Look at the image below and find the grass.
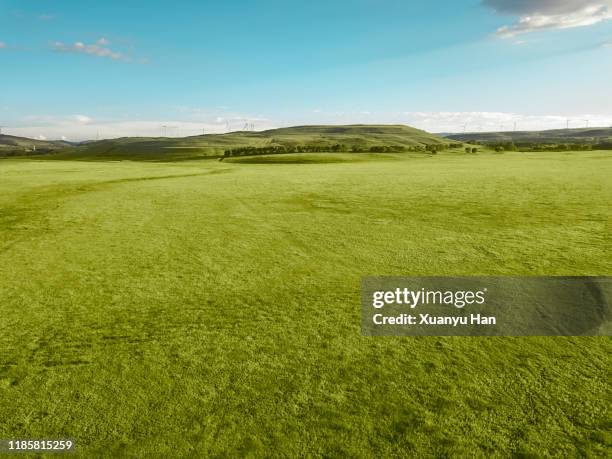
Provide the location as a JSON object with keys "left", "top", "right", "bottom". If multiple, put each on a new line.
{"left": 0, "top": 151, "right": 610, "bottom": 457}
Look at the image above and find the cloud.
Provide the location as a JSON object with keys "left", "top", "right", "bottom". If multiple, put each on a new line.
{"left": 484, "top": 0, "right": 612, "bottom": 37}
{"left": 75, "top": 115, "right": 94, "bottom": 125}
{"left": 6, "top": 111, "right": 612, "bottom": 141}
{"left": 0, "top": 42, "right": 6, "bottom": 49}
{"left": 52, "top": 38, "right": 129, "bottom": 61}
{"left": 7, "top": 114, "right": 276, "bottom": 141}
{"left": 484, "top": 0, "right": 606, "bottom": 15}
{"left": 38, "top": 14, "right": 55, "bottom": 21}
{"left": 401, "top": 111, "right": 612, "bottom": 132}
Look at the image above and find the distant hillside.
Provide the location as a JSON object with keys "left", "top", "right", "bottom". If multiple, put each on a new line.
{"left": 47, "top": 124, "right": 458, "bottom": 161}
{"left": 0, "top": 134, "right": 71, "bottom": 157}
{"left": 444, "top": 127, "right": 612, "bottom": 146}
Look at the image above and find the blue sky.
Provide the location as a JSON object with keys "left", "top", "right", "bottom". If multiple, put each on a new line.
{"left": 1, "top": 0, "right": 611, "bottom": 140}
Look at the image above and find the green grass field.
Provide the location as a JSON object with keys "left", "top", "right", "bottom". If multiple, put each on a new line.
{"left": 0, "top": 151, "right": 610, "bottom": 457}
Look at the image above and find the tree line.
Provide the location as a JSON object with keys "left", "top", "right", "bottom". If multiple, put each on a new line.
{"left": 488, "top": 142, "right": 597, "bottom": 152}
{"left": 223, "top": 143, "right": 460, "bottom": 157}
{"left": 470, "top": 140, "right": 612, "bottom": 152}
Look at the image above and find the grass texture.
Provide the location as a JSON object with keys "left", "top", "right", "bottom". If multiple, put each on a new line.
{"left": 0, "top": 151, "right": 610, "bottom": 457}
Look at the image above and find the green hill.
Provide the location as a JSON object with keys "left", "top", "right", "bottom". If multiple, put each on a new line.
{"left": 0, "top": 134, "right": 71, "bottom": 157}
{"left": 444, "top": 127, "right": 612, "bottom": 146}
{"left": 48, "top": 124, "right": 458, "bottom": 161}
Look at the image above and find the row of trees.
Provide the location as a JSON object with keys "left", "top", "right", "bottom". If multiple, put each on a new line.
{"left": 492, "top": 143, "right": 593, "bottom": 152}
{"left": 224, "top": 143, "right": 459, "bottom": 157}
{"left": 475, "top": 141, "right": 612, "bottom": 152}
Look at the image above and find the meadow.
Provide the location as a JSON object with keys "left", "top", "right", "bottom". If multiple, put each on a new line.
{"left": 0, "top": 151, "right": 610, "bottom": 457}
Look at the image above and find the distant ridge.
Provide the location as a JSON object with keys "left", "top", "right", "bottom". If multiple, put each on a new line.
{"left": 6, "top": 125, "right": 612, "bottom": 160}
{"left": 262, "top": 124, "right": 431, "bottom": 135}
{"left": 0, "top": 134, "right": 71, "bottom": 151}
{"left": 40, "top": 124, "right": 458, "bottom": 161}
{"left": 443, "top": 127, "right": 612, "bottom": 145}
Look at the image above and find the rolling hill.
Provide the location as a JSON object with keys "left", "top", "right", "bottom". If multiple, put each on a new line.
{"left": 0, "top": 134, "right": 72, "bottom": 156}
{"left": 45, "top": 124, "right": 459, "bottom": 161}
{"left": 444, "top": 127, "right": 612, "bottom": 146}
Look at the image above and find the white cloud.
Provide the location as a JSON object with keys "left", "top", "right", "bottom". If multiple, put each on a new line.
{"left": 52, "top": 38, "right": 129, "bottom": 61}
{"left": 39, "top": 14, "right": 55, "bottom": 21}
{"left": 484, "top": 0, "right": 612, "bottom": 37}
{"left": 6, "top": 111, "right": 612, "bottom": 141}
{"left": 6, "top": 114, "right": 276, "bottom": 141}
{"left": 75, "top": 115, "right": 93, "bottom": 125}
{"left": 293, "top": 110, "right": 612, "bottom": 132}
{"left": 0, "top": 42, "right": 6, "bottom": 49}
{"left": 402, "top": 111, "right": 612, "bottom": 132}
